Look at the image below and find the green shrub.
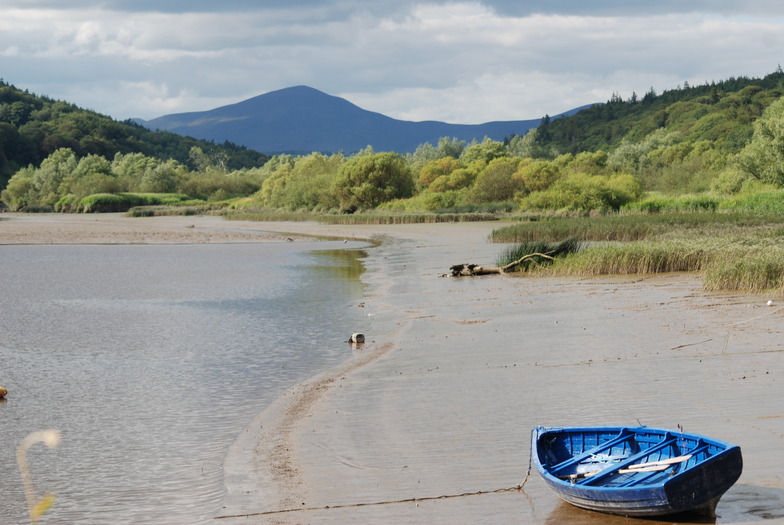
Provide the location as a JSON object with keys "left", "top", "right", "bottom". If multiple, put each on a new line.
{"left": 54, "top": 194, "right": 79, "bottom": 212}
{"left": 719, "top": 190, "right": 784, "bottom": 214}
{"left": 622, "top": 195, "right": 721, "bottom": 213}
{"left": 79, "top": 193, "right": 128, "bottom": 213}
{"left": 519, "top": 173, "right": 641, "bottom": 212}
{"left": 333, "top": 152, "right": 414, "bottom": 211}
{"left": 78, "top": 193, "right": 189, "bottom": 212}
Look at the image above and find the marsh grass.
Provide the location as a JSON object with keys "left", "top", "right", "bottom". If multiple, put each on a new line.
{"left": 492, "top": 212, "right": 784, "bottom": 295}
{"left": 543, "top": 241, "right": 712, "bottom": 275}
{"left": 703, "top": 252, "right": 784, "bottom": 292}
{"left": 622, "top": 195, "right": 720, "bottom": 213}
{"left": 226, "top": 208, "right": 499, "bottom": 224}
{"left": 80, "top": 193, "right": 192, "bottom": 213}
{"left": 126, "top": 204, "right": 226, "bottom": 217}
{"left": 222, "top": 209, "right": 318, "bottom": 222}
{"left": 491, "top": 212, "right": 784, "bottom": 243}
{"left": 496, "top": 239, "right": 583, "bottom": 270}
{"left": 319, "top": 212, "right": 498, "bottom": 224}
{"left": 541, "top": 240, "right": 784, "bottom": 294}
{"left": 719, "top": 190, "right": 784, "bottom": 214}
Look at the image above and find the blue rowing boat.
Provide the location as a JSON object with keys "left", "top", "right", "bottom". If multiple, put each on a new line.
{"left": 532, "top": 426, "right": 742, "bottom": 517}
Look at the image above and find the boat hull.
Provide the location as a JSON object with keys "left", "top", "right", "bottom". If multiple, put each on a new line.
{"left": 532, "top": 426, "right": 742, "bottom": 517}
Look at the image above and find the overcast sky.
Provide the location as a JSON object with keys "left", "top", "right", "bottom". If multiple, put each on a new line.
{"left": 2, "top": 1, "right": 784, "bottom": 123}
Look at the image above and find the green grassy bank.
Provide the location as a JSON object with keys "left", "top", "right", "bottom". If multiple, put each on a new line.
{"left": 492, "top": 212, "right": 784, "bottom": 295}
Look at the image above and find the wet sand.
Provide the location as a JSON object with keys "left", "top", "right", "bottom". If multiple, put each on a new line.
{"left": 0, "top": 212, "right": 317, "bottom": 244}
{"left": 3, "top": 213, "right": 783, "bottom": 524}
{"left": 213, "top": 219, "right": 784, "bottom": 524}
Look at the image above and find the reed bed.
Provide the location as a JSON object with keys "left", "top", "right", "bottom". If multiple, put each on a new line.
{"left": 703, "top": 251, "right": 784, "bottom": 292}
{"left": 720, "top": 189, "right": 784, "bottom": 214}
{"left": 126, "top": 204, "right": 224, "bottom": 217}
{"left": 319, "top": 212, "right": 498, "bottom": 224}
{"left": 493, "top": 213, "right": 784, "bottom": 295}
{"left": 622, "top": 195, "right": 721, "bottom": 213}
{"left": 496, "top": 239, "right": 583, "bottom": 270}
{"left": 491, "top": 212, "right": 784, "bottom": 243}
{"left": 527, "top": 239, "right": 784, "bottom": 295}
{"left": 223, "top": 209, "right": 318, "bottom": 222}
{"left": 81, "top": 193, "right": 191, "bottom": 213}
{"left": 541, "top": 241, "right": 712, "bottom": 276}
{"left": 226, "top": 209, "right": 499, "bottom": 224}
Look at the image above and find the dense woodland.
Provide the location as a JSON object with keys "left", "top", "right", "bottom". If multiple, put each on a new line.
{"left": 0, "top": 80, "right": 267, "bottom": 200}
{"left": 4, "top": 70, "right": 784, "bottom": 214}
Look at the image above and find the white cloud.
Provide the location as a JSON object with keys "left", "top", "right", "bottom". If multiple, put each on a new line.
{"left": 2, "top": 45, "right": 20, "bottom": 57}
{"left": 1, "top": 2, "right": 783, "bottom": 123}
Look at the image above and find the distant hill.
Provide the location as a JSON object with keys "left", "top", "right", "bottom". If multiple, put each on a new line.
{"left": 138, "top": 86, "right": 591, "bottom": 155}
{"left": 0, "top": 80, "right": 268, "bottom": 190}
{"left": 536, "top": 71, "right": 784, "bottom": 154}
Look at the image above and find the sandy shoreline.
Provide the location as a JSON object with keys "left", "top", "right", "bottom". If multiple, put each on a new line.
{"left": 3, "top": 213, "right": 783, "bottom": 524}
{"left": 214, "top": 221, "right": 784, "bottom": 525}
{"left": 0, "top": 212, "right": 323, "bottom": 244}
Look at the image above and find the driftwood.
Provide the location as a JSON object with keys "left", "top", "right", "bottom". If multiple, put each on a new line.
{"left": 449, "top": 252, "right": 554, "bottom": 277}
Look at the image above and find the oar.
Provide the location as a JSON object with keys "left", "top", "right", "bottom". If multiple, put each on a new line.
{"left": 618, "top": 464, "right": 671, "bottom": 474}
{"left": 625, "top": 454, "right": 693, "bottom": 470}
{"left": 562, "top": 454, "right": 692, "bottom": 480}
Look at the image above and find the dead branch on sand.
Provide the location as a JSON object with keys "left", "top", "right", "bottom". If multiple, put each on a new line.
{"left": 449, "top": 252, "right": 554, "bottom": 277}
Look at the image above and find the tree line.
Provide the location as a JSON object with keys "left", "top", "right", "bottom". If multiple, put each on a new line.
{"left": 0, "top": 80, "right": 268, "bottom": 191}
{"left": 4, "top": 71, "right": 784, "bottom": 214}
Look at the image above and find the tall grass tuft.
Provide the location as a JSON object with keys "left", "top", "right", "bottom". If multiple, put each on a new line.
{"left": 320, "top": 212, "right": 498, "bottom": 224}
{"left": 490, "top": 212, "right": 784, "bottom": 243}
{"left": 542, "top": 241, "right": 712, "bottom": 275}
{"left": 622, "top": 195, "right": 721, "bottom": 213}
{"left": 225, "top": 209, "right": 320, "bottom": 222}
{"left": 719, "top": 190, "right": 784, "bottom": 214}
{"left": 496, "top": 239, "right": 583, "bottom": 270}
{"left": 704, "top": 253, "right": 784, "bottom": 292}
{"left": 80, "top": 193, "right": 191, "bottom": 213}
{"left": 226, "top": 208, "right": 499, "bottom": 224}
{"left": 126, "top": 204, "right": 225, "bottom": 217}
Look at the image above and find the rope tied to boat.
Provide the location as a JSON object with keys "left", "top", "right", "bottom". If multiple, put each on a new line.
{"left": 517, "top": 445, "right": 533, "bottom": 489}
{"left": 215, "top": 432, "right": 534, "bottom": 520}
{"left": 216, "top": 446, "right": 536, "bottom": 519}
{"left": 215, "top": 484, "right": 525, "bottom": 519}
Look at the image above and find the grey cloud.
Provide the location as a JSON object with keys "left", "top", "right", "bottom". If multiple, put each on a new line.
{"left": 12, "top": 0, "right": 784, "bottom": 15}
{"left": 2, "top": 0, "right": 782, "bottom": 123}
{"left": 8, "top": 0, "right": 411, "bottom": 14}
{"left": 485, "top": 0, "right": 784, "bottom": 16}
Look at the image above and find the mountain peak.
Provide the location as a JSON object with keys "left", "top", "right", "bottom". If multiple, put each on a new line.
{"left": 141, "top": 86, "right": 585, "bottom": 154}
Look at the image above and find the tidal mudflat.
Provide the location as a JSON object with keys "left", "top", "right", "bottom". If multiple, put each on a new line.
{"left": 218, "top": 220, "right": 784, "bottom": 524}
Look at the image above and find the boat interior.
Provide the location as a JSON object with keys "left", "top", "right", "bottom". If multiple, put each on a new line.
{"left": 540, "top": 428, "right": 719, "bottom": 488}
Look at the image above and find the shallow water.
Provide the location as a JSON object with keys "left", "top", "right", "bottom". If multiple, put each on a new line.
{"left": 232, "top": 225, "right": 784, "bottom": 524}
{"left": 0, "top": 242, "right": 369, "bottom": 524}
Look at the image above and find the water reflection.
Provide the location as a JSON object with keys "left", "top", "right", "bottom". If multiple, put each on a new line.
{"left": 310, "top": 248, "right": 370, "bottom": 282}
{"left": 544, "top": 502, "right": 716, "bottom": 525}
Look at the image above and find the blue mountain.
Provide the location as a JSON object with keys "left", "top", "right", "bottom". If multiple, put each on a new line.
{"left": 138, "top": 86, "right": 590, "bottom": 154}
